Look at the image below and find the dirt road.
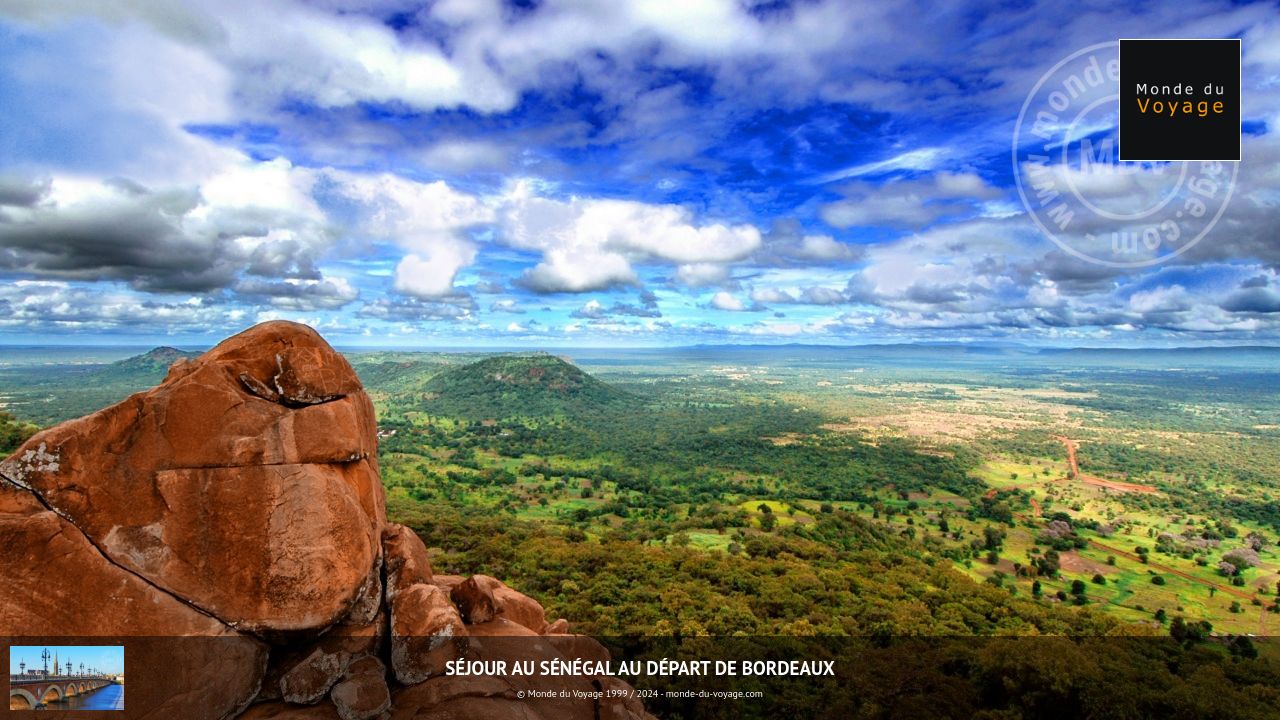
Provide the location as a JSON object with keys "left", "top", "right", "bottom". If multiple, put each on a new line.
{"left": 1053, "top": 435, "right": 1158, "bottom": 494}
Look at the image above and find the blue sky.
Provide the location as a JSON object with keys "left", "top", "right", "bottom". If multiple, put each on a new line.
{"left": 0, "top": 0, "right": 1278, "bottom": 347}
{"left": 9, "top": 645, "right": 123, "bottom": 675}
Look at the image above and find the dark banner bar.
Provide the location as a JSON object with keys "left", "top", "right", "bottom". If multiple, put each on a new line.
{"left": 6, "top": 635, "right": 1277, "bottom": 719}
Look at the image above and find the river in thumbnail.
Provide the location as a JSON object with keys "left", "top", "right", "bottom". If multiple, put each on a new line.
{"left": 59, "top": 684, "right": 124, "bottom": 710}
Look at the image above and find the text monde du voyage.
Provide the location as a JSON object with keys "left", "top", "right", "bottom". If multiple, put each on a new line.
{"left": 1134, "top": 82, "right": 1229, "bottom": 118}
{"left": 445, "top": 658, "right": 837, "bottom": 678}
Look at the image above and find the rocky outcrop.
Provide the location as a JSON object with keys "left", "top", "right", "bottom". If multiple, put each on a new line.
{"left": 0, "top": 321, "right": 651, "bottom": 720}
{"left": 1, "top": 321, "right": 382, "bottom": 636}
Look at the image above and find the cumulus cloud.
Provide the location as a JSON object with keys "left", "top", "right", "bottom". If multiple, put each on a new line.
{"left": 332, "top": 171, "right": 493, "bottom": 298}
{"left": 820, "top": 172, "right": 1003, "bottom": 230}
{"left": 393, "top": 244, "right": 477, "bottom": 299}
{"left": 749, "top": 287, "right": 795, "bottom": 305}
{"left": 570, "top": 291, "right": 661, "bottom": 320}
{"left": 232, "top": 276, "right": 357, "bottom": 310}
{"left": 0, "top": 160, "right": 337, "bottom": 296}
{"left": 419, "top": 140, "right": 510, "bottom": 173}
{"left": 488, "top": 298, "right": 524, "bottom": 313}
{"left": 4, "top": 0, "right": 1280, "bottom": 343}
{"left": 502, "top": 181, "right": 760, "bottom": 293}
{"left": 750, "top": 284, "right": 846, "bottom": 306}
{"left": 710, "top": 291, "right": 758, "bottom": 312}
{"left": 752, "top": 220, "right": 862, "bottom": 267}
{"left": 0, "top": 279, "right": 239, "bottom": 332}
{"left": 674, "top": 262, "right": 733, "bottom": 288}
{"left": 357, "top": 294, "right": 476, "bottom": 322}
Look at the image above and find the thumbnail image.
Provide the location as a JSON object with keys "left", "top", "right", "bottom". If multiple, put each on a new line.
{"left": 9, "top": 646, "right": 124, "bottom": 711}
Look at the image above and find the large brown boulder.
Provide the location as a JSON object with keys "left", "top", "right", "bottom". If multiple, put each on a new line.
{"left": 451, "top": 574, "right": 549, "bottom": 633}
{"left": 383, "top": 523, "right": 434, "bottom": 596}
{"left": 390, "top": 624, "right": 653, "bottom": 720}
{"left": 390, "top": 583, "right": 468, "bottom": 684}
{"left": 0, "top": 482, "right": 268, "bottom": 719}
{"left": 330, "top": 655, "right": 392, "bottom": 720}
{"left": 0, "top": 320, "right": 650, "bottom": 720}
{"left": 279, "top": 647, "right": 350, "bottom": 705}
{"left": 0, "top": 321, "right": 384, "bottom": 636}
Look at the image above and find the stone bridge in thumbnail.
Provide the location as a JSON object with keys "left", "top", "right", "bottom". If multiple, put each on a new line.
{"left": 9, "top": 675, "right": 117, "bottom": 709}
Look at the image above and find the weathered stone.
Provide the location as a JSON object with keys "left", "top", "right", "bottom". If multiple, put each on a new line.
{"left": 0, "top": 320, "right": 652, "bottom": 720}
{"left": 382, "top": 523, "right": 433, "bottom": 598}
{"left": 466, "top": 617, "right": 542, "bottom": 638}
{"left": 279, "top": 647, "right": 349, "bottom": 705}
{"left": 114, "top": 462, "right": 379, "bottom": 635}
{"left": 390, "top": 583, "right": 468, "bottom": 684}
{"left": 451, "top": 574, "right": 548, "bottom": 633}
{"left": 431, "top": 574, "right": 465, "bottom": 592}
{"left": 331, "top": 655, "right": 392, "bottom": 720}
{"left": 0, "top": 321, "right": 385, "bottom": 635}
{"left": 390, "top": 625, "right": 655, "bottom": 720}
{"left": 0, "top": 483, "right": 267, "bottom": 719}
{"left": 257, "top": 612, "right": 385, "bottom": 705}
{"left": 344, "top": 556, "right": 385, "bottom": 627}
{"left": 545, "top": 634, "right": 611, "bottom": 665}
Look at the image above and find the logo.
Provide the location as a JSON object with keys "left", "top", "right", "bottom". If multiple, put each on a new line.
{"left": 1012, "top": 42, "right": 1237, "bottom": 268}
{"left": 1119, "top": 39, "right": 1241, "bottom": 161}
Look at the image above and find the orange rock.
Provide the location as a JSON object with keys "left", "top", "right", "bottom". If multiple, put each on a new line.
{"left": 257, "top": 611, "right": 385, "bottom": 705}
{"left": 451, "top": 575, "right": 549, "bottom": 634}
{"left": 279, "top": 647, "right": 349, "bottom": 705}
{"left": 390, "top": 583, "right": 468, "bottom": 684}
{"left": 382, "top": 523, "right": 434, "bottom": 597}
{"left": 390, "top": 623, "right": 654, "bottom": 720}
{"left": 330, "top": 655, "right": 391, "bottom": 720}
{"left": 0, "top": 321, "right": 385, "bottom": 635}
{"left": 0, "top": 320, "right": 651, "bottom": 720}
{"left": 0, "top": 481, "right": 267, "bottom": 719}
{"left": 431, "top": 574, "right": 466, "bottom": 592}
{"left": 544, "top": 634, "right": 611, "bottom": 666}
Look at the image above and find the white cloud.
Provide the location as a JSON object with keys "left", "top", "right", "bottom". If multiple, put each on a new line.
{"left": 332, "top": 171, "right": 493, "bottom": 298}
{"left": 710, "top": 291, "right": 746, "bottom": 311}
{"left": 488, "top": 298, "right": 523, "bottom": 313}
{"left": 675, "top": 262, "right": 732, "bottom": 287}
{"left": 0, "top": 279, "right": 237, "bottom": 332}
{"left": 419, "top": 140, "right": 510, "bottom": 173}
{"left": 749, "top": 287, "right": 795, "bottom": 304}
{"left": 814, "top": 147, "right": 946, "bottom": 184}
{"left": 0, "top": 158, "right": 337, "bottom": 294}
{"left": 501, "top": 181, "right": 760, "bottom": 293}
{"left": 392, "top": 244, "right": 476, "bottom": 299}
{"left": 571, "top": 299, "right": 606, "bottom": 319}
{"left": 821, "top": 172, "right": 1003, "bottom": 229}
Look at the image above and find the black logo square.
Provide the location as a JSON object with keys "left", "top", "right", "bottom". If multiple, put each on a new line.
{"left": 1119, "top": 38, "right": 1240, "bottom": 161}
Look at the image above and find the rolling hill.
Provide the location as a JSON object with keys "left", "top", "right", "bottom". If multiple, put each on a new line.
{"left": 420, "top": 354, "right": 631, "bottom": 419}
{"left": 89, "top": 346, "right": 200, "bottom": 385}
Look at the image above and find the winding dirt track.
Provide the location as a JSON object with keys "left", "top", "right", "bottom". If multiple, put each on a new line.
{"left": 1050, "top": 435, "right": 1260, "bottom": 602}
{"left": 1054, "top": 435, "right": 1158, "bottom": 494}
{"left": 975, "top": 435, "right": 1273, "bottom": 629}
{"left": 980, "top": 436, "right": 1263, "bottom": 609}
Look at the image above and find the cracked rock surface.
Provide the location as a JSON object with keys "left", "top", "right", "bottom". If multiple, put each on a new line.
{"left": 0, "top": 320, "right": 652, "bottom": 720}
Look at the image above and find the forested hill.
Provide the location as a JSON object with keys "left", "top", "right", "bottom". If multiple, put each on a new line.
{"left": 90, "top": 346, "right": 200, "bottom": 384}
{"left": 421, "top": 354, "right": 632, "bottom": 419}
